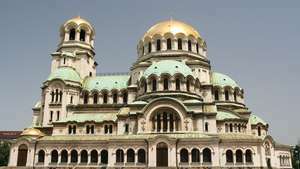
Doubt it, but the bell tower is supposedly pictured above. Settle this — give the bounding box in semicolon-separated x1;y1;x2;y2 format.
50;16;97;79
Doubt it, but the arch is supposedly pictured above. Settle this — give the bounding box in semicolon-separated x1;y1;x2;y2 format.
112;91;118;104
245;149;253;163
61;149;68;163
90;150;98;163
180;148;189;163
178;38;183;50
69;28;76;40
236;149;243;163
101;149;108;164
188;40;192;51
191;148;200;163
202;148;212;163
225;89;230;101
83;92;89;104
79;29;86;42
38;150;45;163
156;142;168;166
51;150;58;163
167;38;172;50
163;76;169;90
70;150;78;163
175;77;181;90
93;93;98;104
151;78;157;91
156;39;161;51
127;148;135;163
80;150;88;163
116;149;124;163
226;150;234;163
137;149;146;163
17;144;28;166
102;90;108;104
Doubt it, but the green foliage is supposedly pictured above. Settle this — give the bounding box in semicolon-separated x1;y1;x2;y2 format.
0;141;10;166
293;145;300;169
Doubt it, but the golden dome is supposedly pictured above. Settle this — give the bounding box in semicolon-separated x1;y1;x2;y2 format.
20;128;45;137
142;19;201;40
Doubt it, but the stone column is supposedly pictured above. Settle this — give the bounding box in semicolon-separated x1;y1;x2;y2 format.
160;114;163;132
167;113;170;132
75;29;80;41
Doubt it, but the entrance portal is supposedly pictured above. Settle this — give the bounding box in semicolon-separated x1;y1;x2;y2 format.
17;144;28;166
156;142;168;167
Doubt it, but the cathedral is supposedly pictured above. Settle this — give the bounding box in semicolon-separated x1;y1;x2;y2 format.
8;16;292;168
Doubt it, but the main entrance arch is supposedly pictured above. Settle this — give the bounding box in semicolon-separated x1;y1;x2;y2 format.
17;144;28;166
156;142;168;167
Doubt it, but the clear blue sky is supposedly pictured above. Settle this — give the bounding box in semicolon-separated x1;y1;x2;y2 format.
0;0;299;145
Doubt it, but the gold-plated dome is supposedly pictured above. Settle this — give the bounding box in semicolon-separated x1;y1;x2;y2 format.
142;19;201;40
20;128;45;137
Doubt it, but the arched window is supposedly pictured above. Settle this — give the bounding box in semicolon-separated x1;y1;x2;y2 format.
60;150;68;163
55;89;59;102
101;150;108;164
127;149;135;163
148;42;152;53
175;78;180;90
191;148;200;163
71;150;78;163
56;111;60;121
63;57;66;64
188;40;192;51
163;78;169;90
156;39;161;51
186;79;190;92
203;148;212;163
142;46;144;55
214;89;219;101
80;150;88;163
226;150;233;163
80;29;86;42
50;111;53;122
83;93;89;104
113;92;118;104
93;93;98;104
69;28;76;40
51;91;55;102
152;79;157;91
236;149;243;163
230;123;233;132
51;150;58;163
103;92;108;104
238;124;241;132
91;150;98;163
180;148;189;163
116;149;124;163
122;91;128;104
167;38;172;50
258;126;261;136
38;150;45;163
143;80;147;93
245;149;253;163
225;89;229;101
137;149;146;163
205;122;209;132
70;96;73;104
196;43;199;53
178;38;182;50
234;90;237;101
59;91;63;102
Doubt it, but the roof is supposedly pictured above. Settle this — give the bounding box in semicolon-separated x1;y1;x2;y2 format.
20;128;45;137
57;113;118;123
47;67;81;83
249;114;267;125
216;111;240;121
0;131;22;140
142;19;201;40
143;60;193;78
83;75;129;91
211;72;239;88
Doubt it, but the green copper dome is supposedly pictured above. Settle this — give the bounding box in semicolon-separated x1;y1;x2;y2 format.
212;72;239;88
143;60;193;78
249;114;267;125
83;75;129;91
216;111;240;121
47;67;81;83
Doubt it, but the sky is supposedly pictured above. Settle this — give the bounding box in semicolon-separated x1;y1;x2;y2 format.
0;0;299;145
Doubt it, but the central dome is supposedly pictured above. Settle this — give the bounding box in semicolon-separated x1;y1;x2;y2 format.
142;19;201;40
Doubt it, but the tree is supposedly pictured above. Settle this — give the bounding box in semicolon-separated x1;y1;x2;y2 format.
0;141;10;166
293;144;300;169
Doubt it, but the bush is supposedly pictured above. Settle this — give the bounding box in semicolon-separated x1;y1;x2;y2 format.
0;141;10;166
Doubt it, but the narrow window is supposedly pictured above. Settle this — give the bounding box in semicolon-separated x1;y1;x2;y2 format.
188;40;192;51
258;126;261;136
51;91;55;102
156;39;161;51
113;92;118;104
83;93;88;104
142;46;144;55
148;42;152;53
230;123;233;132
63;58;66;64
70;96;73;104
178;38;182;50
196;43;199;53
225;124;228;132
144;81;147;93
163;78;169;90
93;93;98;104
152;79;157;91
124;124;129;133
80;29;86;42
68;125;72;134
176;78;180;90
50;111;53;122
226;150;234;163
91;125;94;134
56;111;60;121
104;125;108;134
205;122;209;132
186;79;190;92
122;92;128;104
86;125;90;134
214;89;219;101
109;125;113;133
225;89;229;101
69;28;76;40
55;89;59;102
103;92;108;104
234;90;237;101
73;125;76;134
167;38;171;50
59;91;63;103
89;72;92;77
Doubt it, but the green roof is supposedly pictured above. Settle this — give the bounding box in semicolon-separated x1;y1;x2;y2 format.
249;114;267;125
216;111;240;121
143;60;193;78
58;113;117;123
83;75;129;91
47;67;81;83
211;72;239;88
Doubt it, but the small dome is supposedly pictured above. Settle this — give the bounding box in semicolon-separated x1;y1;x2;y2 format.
142;60;193;78
47;67;81;83
142;19;201;40
63;16;94;31
249;114;267;125
216;111;240;121
20;128;45;137
212;72;239;88
33;101;41;108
